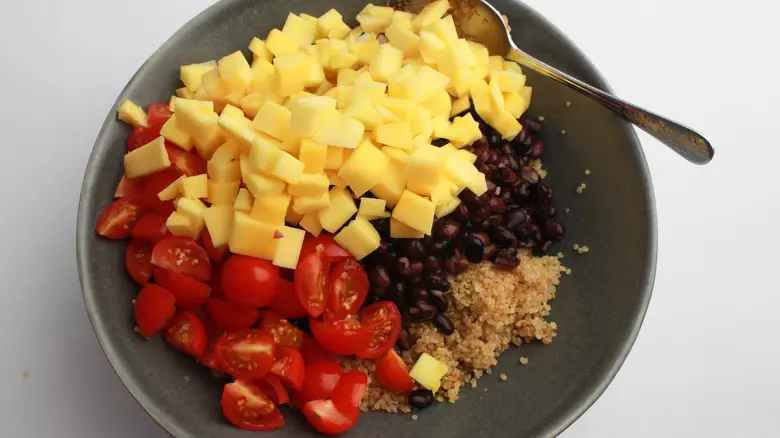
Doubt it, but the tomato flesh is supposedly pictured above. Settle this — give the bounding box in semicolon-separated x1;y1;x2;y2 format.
330;370;368;412
222;380;284;432
375;349;414;393
204;298;260;331
166;144;207;177
151;236;211;282
140;169;179;216
131;212;169;242
295;360;344;405
126;239;153;285
325;258;369;321
221;255;280;308
147;103;173;125
114;174;145;199
310;316;372;356
153;267;211;307
267;279;308;319
356;301;402;359
300;234;351;263
270;345;305;391
303;399;359;435
299;334;334;365
134;284;176;338
214;329;275;380
258;374;290;405
127;123;164;152
164;310;207;357
260;311;304;348
96;198;145;239
294;253;329;317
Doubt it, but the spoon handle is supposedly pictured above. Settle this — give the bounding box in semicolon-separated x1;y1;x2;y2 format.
507;49;714;165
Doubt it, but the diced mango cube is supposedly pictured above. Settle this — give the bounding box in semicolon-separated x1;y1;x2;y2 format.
292;191;331;214
328;21;351;39
266;29;300;57
218;51;252;94
381;146;410;164
409;353;449;392
252;101;291;141
248;134;282;174
392;190;435;235
207;180;240;205
492;110;523;140
385;21;419;56
406;146;444;196
166;211;199;239
249;38;273;63
158;175;185;201
269;151;304;184
203;205;234;247
311;108;364;148
326;170;346;188
317;186;358;233
181;174;208;199
324;146;344;170
117;99;148;128
210;140;239;165
450;95;471;117
369;44;404;82
234;188;254;212
250;193;291;226
466;171;488;196
161;115;194;151
180;61;217;92
245;172;286;198
282;13;317;47
333;217;381;260
375;121;413;150
290;96;337;137
338;141;390;197
443;153;480;187
358;198;387;219
208;160;242;183
390;218;424;239
272;225;306;269
448;113;483;147
435;197;461;218
413;0;451;30
124;137;171;178
318;9;343;36
424;89;452;120
370;160;406;207
229;212;280;260
274;52;312;96
288;173;329;197
299;212;323;236
504;90;530;119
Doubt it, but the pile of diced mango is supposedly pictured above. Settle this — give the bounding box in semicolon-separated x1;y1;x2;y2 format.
119;0;531;269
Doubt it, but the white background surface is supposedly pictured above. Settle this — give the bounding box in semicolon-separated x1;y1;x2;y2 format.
0;0;777;436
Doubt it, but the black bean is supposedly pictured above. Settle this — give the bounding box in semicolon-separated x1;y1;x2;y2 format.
475;219;492;231
474;135;489;149
517;222;542;242
410;287;430;302
429;289;448;313
427;274;450;292
506;209;529;230
374;218;391;237
407;275;423;285
369;264;392;288
375;241;391;257
396;257;412;276
473;231;491;246
534;183;553;204
535;205;556;221
463;233;485;263
409;389;435;409
487;214;503;228
472;205;490;223
512;181;532;202
488;197;506;214
396;329;412;351
423;255;442;273
500;167;518;185
408;301;438;322
427;239;449;254
522;117;543;134
460;189;480;206
492;225;518;247
372;287;387;297
387;282;406;304
529;139;546;159
494;249;520;269
444;250;470;275
545;220;566;239
433;314;455;335
534;240;553;256
437;219;461;240
483;243;497;260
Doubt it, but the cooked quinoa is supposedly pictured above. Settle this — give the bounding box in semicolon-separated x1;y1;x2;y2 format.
342;251;565;412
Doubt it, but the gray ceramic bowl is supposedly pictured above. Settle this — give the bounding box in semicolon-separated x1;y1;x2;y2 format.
77;0;657;436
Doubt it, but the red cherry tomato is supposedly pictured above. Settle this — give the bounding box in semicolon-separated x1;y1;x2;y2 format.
147;103;173;125
330;370;368;412
141;169;180;215
356;301;402;359
209;264;226;299
96;197;145;239
127;123;164;152
163;310;207;357
131;212;169;242
325;258;369;321
166;144;207;177
151;236;211;282
201;229;228;263
300;234;351;263
270;345;305;391
258;374;290;405
303;399;359;435
204;298;260;331
134;284;176;338
114;174;145;199
299;334;334;365
199;316;228;372
260;311;304;348
221;255;279;308
214;329;275;380
126;239;153;285
221;380;284;432
375;349;414;393
294;360;344;405
294;253;329;317
154;267;211;307
267;279;308;319
310;317;372;356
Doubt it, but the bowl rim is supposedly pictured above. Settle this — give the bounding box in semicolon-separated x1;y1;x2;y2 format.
76;0;658;436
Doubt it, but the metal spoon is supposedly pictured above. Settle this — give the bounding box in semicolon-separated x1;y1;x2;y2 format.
388;0;714;164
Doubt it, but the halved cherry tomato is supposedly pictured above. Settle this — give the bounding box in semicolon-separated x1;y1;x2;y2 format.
127;122;164;152
330;370;368;411
114;174;145;199
209;264;226;299
270;345;305;391
300;334;334;365
201;229;228;263
222;255;279;308
221;380;284;432
134;284;176;338
375;349;414;393
295;253;329;317
356;301;402;359
199;315;228;372
280;268;295;281
258;374;290;405
151;236;211;282
147;103;173;125
204;298;260;331
96;197;145;239
300;234;351;263
154;267;211;307
126;239;153;285
214;329;275;380
267;279;308;319
141;169;180;215
163;310;207;357
260;311;304;348
303;399;359;435
166;144;207;177
294;360;344;405
310;317;372;356
325;258;369;321
131;212;169;243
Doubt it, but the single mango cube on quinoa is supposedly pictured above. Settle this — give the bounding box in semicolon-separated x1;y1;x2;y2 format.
409;353;449;393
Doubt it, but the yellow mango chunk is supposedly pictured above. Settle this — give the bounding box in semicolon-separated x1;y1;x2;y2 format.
385;21;419;56
117;99;148;128
381;146;410;164
252;101;291;141
203;205;234;247
161;115;194;151
334;217;381;260
181;174;208;199
124;137;171;179
245;172;286;199
300;212;323;236
208;160;242;183
409;353;449;392
274;52;313;96
451;95;471;117
269;151;304;184
317;187;358;233
218;51;252;94
207;180;240;205
338;141;390;197
166;211;199;239
250;193;291;226
288;173;330;197
318;9;343;36
392;190;435;235
504;91;530;119
370;44;404;82
249;38;273;63
358;198;387;219
492;110;523;140
158;176;185;201
248;134;282;174
406;146;444;196
234;188;254;212
229;212;280;260
290;96;337;137
311;107;364;149
266;29;300;57
272;226;306;269
180;61;217;92
292;191;331;214
210;140;239;165
413;0;451;30
435;197;461;218
370;160;406;207
282;13;317;47
375;121;413;150
390;218;424;239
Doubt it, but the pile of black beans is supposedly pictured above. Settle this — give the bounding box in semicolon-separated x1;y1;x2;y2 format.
361;115;565;344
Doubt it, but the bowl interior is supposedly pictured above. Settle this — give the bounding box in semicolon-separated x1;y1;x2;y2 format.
77;0;656;437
